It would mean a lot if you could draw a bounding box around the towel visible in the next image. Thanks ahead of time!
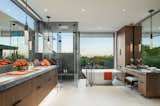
[6,71,28,75]
[104,72,112,80]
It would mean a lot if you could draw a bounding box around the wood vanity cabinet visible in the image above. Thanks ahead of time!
[146,74,160,97]
[138,73,146,96]
[138,73,160,97]
[126,69,160,97]
[1,80,32,106]
[31,71,57,105]
[0,70,57,106]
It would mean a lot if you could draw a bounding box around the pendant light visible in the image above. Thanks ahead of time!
[11,23,16,45]
[46,16,51,43]
[24,0,29,44]
[148,9,154,49]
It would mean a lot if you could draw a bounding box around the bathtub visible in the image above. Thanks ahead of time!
[82,69,120,85]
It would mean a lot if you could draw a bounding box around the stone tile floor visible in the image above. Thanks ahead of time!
[40,80,160,106]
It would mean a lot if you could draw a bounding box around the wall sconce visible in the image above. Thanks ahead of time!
[130,40,134,65]
[130,41,133,53]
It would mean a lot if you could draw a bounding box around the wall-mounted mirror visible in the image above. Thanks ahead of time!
[141,12,160,68]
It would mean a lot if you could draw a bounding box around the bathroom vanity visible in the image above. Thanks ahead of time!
[125,67,160,98]
[0,65,58,106]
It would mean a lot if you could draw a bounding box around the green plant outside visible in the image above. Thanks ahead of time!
[5,52,28,63]
[80,55,114,69]
[142,45,160,68]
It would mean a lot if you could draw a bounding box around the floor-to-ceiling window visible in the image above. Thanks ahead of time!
[0,0,35,59]
[141,12,160,68]
[52,33,73,53]
[0,0,35,30]
[80,33,114,69]
[38,32,73,53]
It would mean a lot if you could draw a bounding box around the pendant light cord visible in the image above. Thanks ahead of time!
[150,12,152,39]
[148,9,154,49]
[47,16,51,41]
[149,9,154,40]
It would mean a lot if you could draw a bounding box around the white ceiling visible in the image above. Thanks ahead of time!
[142,12,160,33]
[28,0,160,32]
[0,12,24,31]
[0,12,13,30]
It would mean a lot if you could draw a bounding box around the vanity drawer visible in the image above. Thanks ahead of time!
[2,80,32,106]
[32,74,46,104]
[138,81,146,95]
[46,71,57,93]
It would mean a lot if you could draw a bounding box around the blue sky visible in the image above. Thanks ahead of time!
[142,36,160,47]
[80,37,113,57]
[38,33,114,57]
[0,0,35,30]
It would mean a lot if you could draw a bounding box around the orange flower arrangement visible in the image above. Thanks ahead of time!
[41,59,51,66]
[0,59,11,66]
[13,59,28,67]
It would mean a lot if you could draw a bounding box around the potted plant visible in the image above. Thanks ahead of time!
[0,59,11,66]
[13,59,29,71]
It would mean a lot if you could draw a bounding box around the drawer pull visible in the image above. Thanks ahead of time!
[48,78,52,81]
[12,99,22,106]
[37,86,41,90]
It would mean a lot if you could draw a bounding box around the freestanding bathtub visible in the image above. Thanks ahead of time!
[82,69,120,85]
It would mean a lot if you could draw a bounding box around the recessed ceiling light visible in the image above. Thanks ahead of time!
[81,8,86,12]
[98,27,103,30]
[122,9,126,12]
[58,25,69,29]
[158,27,160,30]
[44,9,48,12]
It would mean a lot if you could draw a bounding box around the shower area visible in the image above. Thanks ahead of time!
[35,21,80,86]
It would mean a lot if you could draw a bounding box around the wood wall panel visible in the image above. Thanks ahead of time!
[116,26,142,69]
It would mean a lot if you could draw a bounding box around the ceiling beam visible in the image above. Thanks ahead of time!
[11,0,42,21]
